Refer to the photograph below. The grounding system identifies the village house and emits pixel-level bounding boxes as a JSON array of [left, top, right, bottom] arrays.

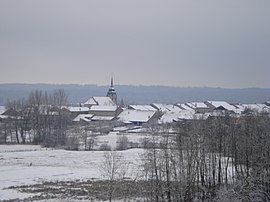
[[205, 101, 239, 114], [185, 102, 211, 113], [117, 109, 160, 125]]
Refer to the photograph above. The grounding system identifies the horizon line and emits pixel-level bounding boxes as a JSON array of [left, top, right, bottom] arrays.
[[0, 82, 270, 90]]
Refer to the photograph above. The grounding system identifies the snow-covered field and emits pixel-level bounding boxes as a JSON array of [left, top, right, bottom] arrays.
[[0, 145, 143, 201]]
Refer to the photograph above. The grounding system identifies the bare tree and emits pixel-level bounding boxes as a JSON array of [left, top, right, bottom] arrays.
[[99, 150, 129, 202], [116, 134, 129, 150], [3, 89, 70, 147], [5, 98, 26, 143], [0, 123, 7, 143], [44, 89, 70, 147]]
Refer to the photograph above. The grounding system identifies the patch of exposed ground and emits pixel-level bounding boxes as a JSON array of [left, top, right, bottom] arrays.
[[4, 180, 151, 202]]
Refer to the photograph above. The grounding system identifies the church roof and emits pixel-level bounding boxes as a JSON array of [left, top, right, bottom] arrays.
[[84, 97, 97, 105], [94, 97, 116, 106], [84, 96, 116, 106], [90, 105, 117, 112]]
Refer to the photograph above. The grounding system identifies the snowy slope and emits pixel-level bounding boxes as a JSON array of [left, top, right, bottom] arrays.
[[0, 145, 143, 201]]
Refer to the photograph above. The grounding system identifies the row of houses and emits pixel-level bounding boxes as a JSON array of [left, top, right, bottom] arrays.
[[66, 96, 270, 125], [1, 96, 270, 126]]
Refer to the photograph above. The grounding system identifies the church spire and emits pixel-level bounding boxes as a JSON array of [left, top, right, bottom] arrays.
[[107, 75, 117, 104], [111, 76, 114, 88]]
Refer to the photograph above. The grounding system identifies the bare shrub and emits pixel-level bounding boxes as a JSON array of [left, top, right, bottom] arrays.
[[65, 136, 79, 151], [99, 144, 111, 151], [116, 135, 129, 150]]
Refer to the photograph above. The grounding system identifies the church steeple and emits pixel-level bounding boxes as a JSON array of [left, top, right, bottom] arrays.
[[107, 76, 117, 104], [111, 76, 114, 88]]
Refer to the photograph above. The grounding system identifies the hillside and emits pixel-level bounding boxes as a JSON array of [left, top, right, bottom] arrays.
[[0, 83, 270, 105]]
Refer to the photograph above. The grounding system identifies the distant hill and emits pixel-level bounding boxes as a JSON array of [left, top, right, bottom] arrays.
[[0, 83, 270, 105]]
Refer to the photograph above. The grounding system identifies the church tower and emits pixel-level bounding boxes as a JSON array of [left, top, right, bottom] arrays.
[[107, 76, 117, 104]]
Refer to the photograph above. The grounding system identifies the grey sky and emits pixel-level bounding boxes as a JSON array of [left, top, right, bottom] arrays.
[[0, 0, 270, 88]]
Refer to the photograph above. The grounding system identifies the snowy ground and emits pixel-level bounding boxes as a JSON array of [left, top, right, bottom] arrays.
[[0, 145, 143, 201]]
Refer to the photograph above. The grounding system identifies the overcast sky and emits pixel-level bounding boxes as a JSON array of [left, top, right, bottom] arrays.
[[0, 1, 270, 88]]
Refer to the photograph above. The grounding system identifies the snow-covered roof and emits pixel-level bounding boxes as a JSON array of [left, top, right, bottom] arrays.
[[129, 105, 157, 111], [90, 105, 117, 112], [176, 104, 195, 111], [84, 97, 97, 106], [207, 101, 237, 112], [68, 107, 90, 113], [151, 103, 182, 113], [165, 105, 182, 113], [73, 114, 94, 122], [91, 116, 115, 121], [257, 104, 269, 110], [178, 110, 196, 120], [151, 103, 168, 112], [84, 96, 116, 106], [94, 97, 116, 106], [0, 106, 6, 115], [0, 115, 8, 120], [233, 104, 246, 114], [159, 113, 180, 123], [242, 104, 270, 113], [159, 109, 198, 123], [117, 109, 157, 124], [186, 102, 209, 109]]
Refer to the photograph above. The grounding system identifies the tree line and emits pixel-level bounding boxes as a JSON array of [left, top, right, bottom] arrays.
[[0, 89, 70, 147], [96, 114, 270, 201], [139, 114, 270, 201]]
